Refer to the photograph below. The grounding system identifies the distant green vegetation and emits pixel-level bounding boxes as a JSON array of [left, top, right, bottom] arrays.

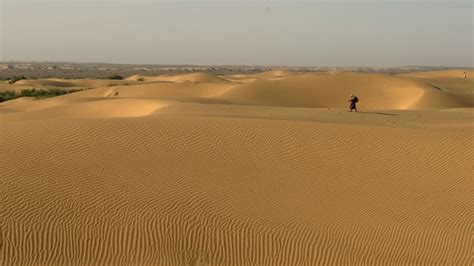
[[107, 74, 124, 80], [8, 75, 27, 84], [0, 91, 17, 102], [0, 88, 84, 103], [137, 77, 145, 81]]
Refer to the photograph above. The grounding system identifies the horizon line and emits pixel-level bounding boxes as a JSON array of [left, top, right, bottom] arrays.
[[1, 61, 473, 69]]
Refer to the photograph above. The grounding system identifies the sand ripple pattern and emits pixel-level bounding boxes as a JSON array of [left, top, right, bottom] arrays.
[[1, 117, 472, 265]]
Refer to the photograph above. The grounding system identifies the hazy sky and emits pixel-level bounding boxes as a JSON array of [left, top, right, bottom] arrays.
[[1, 0, 473, 66]]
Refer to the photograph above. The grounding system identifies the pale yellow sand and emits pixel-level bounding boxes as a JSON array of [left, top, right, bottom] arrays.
[[399, 69, 474, 79], [1, 70, 472, 265]]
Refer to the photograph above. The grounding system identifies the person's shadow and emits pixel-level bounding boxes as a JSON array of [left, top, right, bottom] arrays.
[[357, 111, 399, 116]]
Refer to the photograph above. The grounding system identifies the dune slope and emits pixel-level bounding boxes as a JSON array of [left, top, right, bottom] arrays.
[[215, 73, 468, 109]]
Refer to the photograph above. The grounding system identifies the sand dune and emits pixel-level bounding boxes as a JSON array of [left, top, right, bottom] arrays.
[[216, 73, 468, 109], [1, 70, 472, 264], [0, 98, 169, 121], [0, 82, 33, 92], [126, 73, 231, 84], [255, 69, 296, 78], [400, 69, 474, 79]]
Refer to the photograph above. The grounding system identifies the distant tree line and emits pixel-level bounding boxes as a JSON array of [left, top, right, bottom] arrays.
[[4, 75, 28, 84], [1, 74, 126, 83], [104, 74, 124, 80], [0, 88, 84, 102]]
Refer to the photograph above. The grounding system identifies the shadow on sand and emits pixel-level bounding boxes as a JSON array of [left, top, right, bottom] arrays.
[[357, 111, 399, 116]]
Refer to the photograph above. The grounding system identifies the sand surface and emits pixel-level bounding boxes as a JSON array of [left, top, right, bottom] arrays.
[[1, 70, 472, 265]]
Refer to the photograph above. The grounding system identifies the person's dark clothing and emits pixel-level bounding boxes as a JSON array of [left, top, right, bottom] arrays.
[[348, 96, 358, 112], [350, 102, 356, 110]]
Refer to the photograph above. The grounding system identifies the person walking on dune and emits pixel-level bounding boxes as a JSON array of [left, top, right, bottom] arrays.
[[348, 94, 358, 112]]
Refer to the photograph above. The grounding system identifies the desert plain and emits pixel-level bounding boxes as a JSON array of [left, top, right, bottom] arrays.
[[1, 68, 473, 264]]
